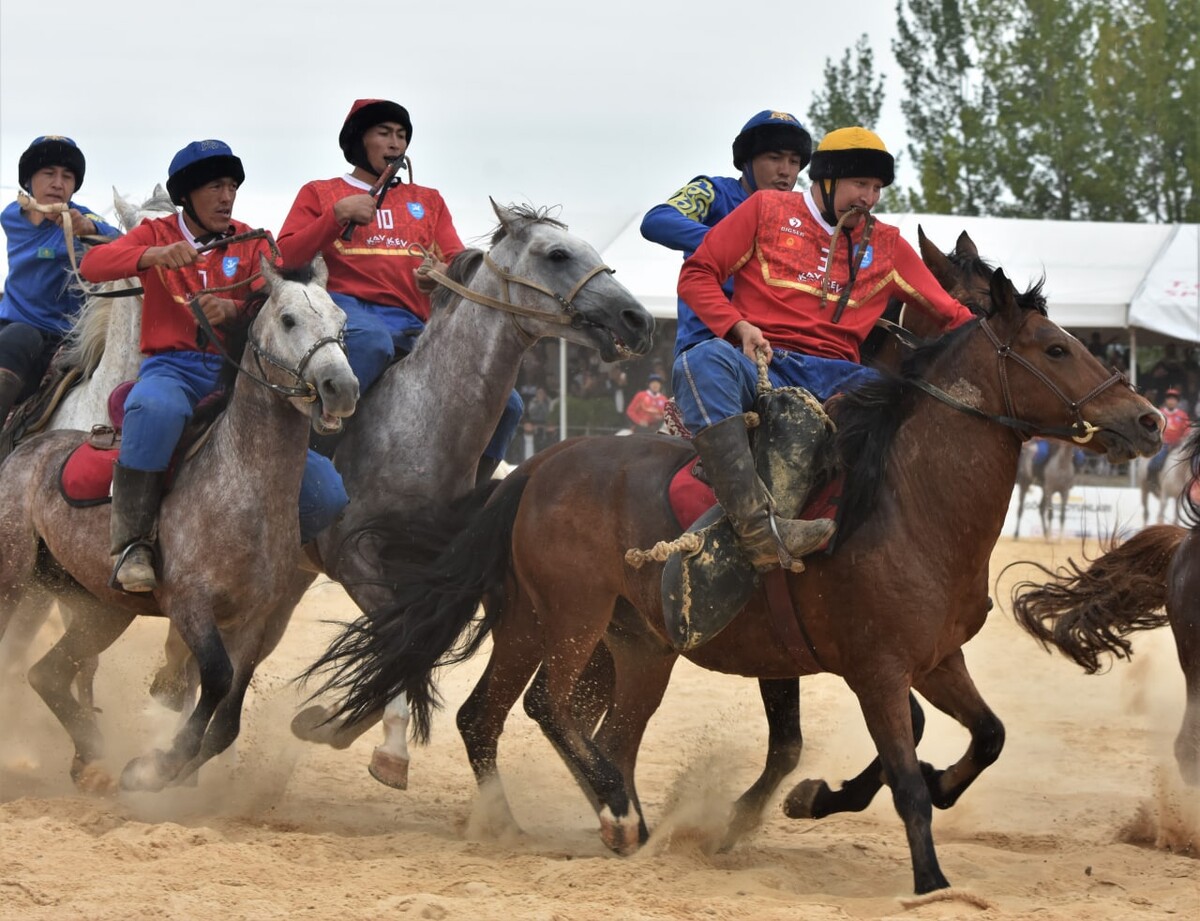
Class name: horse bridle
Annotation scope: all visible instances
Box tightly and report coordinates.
[882,314,1129,444]
[190,293,347,403]
[418,246,615,332]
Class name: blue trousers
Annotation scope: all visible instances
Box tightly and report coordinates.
[119,351,348,543]
[673,338,880,434]
[331,292,523,460]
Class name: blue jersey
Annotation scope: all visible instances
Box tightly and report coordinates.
[640,175,747,356]
[0,200,120,336]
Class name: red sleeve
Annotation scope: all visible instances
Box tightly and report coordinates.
[431,193,464,262]
[79,220,159,282]
[889,238,975,330]
[677,195,759,339]
[277,182,343,270]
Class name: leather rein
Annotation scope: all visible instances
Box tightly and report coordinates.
[876,315,1129,444]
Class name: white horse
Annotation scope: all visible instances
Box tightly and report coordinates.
[1138,442,1191,525]
[0,187,174,694]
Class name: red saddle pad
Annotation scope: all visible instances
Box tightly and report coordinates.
[60,443,120,506]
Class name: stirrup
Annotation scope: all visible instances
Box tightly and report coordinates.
[108,539,157,592]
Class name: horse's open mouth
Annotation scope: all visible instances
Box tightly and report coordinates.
[609,331,635,360]
[314,410,344,436]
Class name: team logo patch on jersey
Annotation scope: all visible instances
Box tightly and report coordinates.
[222,256,240,278]
[37,247,55,259]
[407,202,425,220]
[854,244,874,268]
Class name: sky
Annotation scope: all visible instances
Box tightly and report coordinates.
[0,0,907,257]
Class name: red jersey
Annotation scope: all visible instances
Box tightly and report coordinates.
[626,389,668,427]
[1162,406,1190,446]
[678,188,974,361]
[277,176,463,321]
[79,214,271,355]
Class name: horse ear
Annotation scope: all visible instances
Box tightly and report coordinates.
[113,187,139,232]
[259,254,281,291]
[917,225,957,291]
[955,231,979,259]
[310,253,329,288]
[490,197,521,233]
[988,266,1018,319]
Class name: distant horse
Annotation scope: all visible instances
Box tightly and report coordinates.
[306,231,1161,894]
[0,186,175,699]
[1012,423,1200,785]
[289,201,654,787]
[1013,439,1079,539]
[1138,442,1190,525]
[0,255,357,792]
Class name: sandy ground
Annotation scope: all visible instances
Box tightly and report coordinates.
[0,536,1196,921]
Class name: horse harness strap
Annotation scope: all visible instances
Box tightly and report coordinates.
[420,252,614,330]
[762,570,827,673]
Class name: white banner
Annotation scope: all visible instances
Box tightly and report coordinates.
[1003,485,1152,540]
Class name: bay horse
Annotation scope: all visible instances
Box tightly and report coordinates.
[1012,423,1200,784]
[288,201,654,786]
[1013,438,1078,539]
[306,231,1162,894]
[0,255,358,792]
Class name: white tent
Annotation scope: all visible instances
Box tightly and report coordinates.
[601,211,1199,344]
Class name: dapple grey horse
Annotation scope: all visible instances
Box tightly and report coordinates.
[291,201,654,787]
[0,256,357,793]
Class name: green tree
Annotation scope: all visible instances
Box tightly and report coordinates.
[806,34,885,138]
[892,0,1003,214]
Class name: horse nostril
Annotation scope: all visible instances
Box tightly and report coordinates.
[624,308,653,332]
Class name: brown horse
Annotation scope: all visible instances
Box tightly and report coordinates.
[1012,423,1200,784]
[306,233,1162,894]
[0,256,358,793]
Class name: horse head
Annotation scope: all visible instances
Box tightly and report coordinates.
[254,255,359,434]
[478,200,655,361]
[922,230,1161,464]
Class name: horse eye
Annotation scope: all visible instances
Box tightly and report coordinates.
[281,313,297,330]
[1046,344,1067,358]
[547,248,571,263]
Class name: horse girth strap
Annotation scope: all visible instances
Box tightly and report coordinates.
[420,254,614,327]
[762,570,826,674]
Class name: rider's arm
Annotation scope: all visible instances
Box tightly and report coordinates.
[79,220,159,282]
[888,238,976,331]
[640,177,718,254]
[677,195,758,340]
[277,182,340,270]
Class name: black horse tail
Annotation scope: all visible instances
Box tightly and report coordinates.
[1010,524,1183,673]
[304,474,529,742]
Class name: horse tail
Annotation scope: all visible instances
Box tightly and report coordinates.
[304,474,529,743]
[1010,524,1184,673]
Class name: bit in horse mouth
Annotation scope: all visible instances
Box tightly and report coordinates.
[315,411,344,435]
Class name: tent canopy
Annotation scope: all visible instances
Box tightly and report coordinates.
[602,211,1198,343]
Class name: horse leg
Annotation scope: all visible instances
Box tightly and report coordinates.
[851,683,949,893]
[523,645,615,814]
[457,607,545,840]
[120,619,232,792]
[721,678,803,850]
[784,692,925,819]
[0,591,55,681]
[909,650,1005,809]
[1169,541,1200,785]
[149,624,193,712]
[25,596,134,793]
[552,620,676,850]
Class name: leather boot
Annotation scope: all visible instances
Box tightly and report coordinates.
[109,463,165,593]
[0,368,23,428]
[661,388,836,651]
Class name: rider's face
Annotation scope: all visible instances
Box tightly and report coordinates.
[362,121,408,174]
[29,166,77,205]
[831,177,883,226]
[186,178,239,234]
[749,150,804,192]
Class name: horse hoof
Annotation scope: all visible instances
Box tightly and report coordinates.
[783,778,830,819]
[290,705,333,744]
[368,747,409,790]
[599,807,640,855]
[71,760,118,796]
[119,751,171,792]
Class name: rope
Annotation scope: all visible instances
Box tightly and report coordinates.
[755,348,772,395]
[819,205,875,321]
[624,532,703,569]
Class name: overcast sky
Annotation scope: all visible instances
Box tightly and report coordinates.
[1,0,906,253]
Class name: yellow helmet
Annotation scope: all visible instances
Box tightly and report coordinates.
[809,127,894,187]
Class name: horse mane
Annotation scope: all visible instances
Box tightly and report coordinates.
[946,248,1048,318]
[832,272,1048,539]
[429,248,484,314]
[57,291,117,377]
[487,204,567,247]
